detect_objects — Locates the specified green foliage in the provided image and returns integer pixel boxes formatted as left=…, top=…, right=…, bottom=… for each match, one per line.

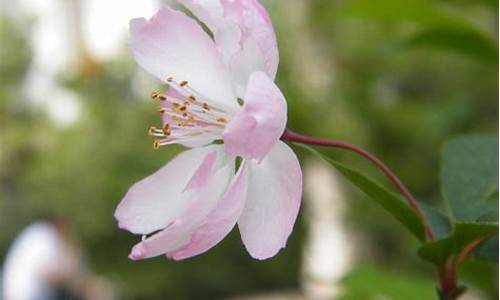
left=405, top=28, right=498, bottom=64
left=441, top=136, right=499, bottom=222
left=419, top=203, right=452, bottom=240
left=301, top=133, right=499, bottom=295
left=299, top=145, right=426, bottom=242
left=472, top=236, right=499, bottom=262
left=339, top=265, right=437, bottom=300
left=337, top=0, right=498, bottom=65
left=339, top=0, right=463, bottom=26
left=418, top=222, right=498, bottom=265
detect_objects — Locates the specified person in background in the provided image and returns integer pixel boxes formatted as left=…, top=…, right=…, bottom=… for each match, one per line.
left=2, top=217, right=114, bottom=300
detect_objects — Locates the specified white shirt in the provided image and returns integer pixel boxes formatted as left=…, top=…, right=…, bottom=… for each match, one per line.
left=2, top=222, right=64, bottom=300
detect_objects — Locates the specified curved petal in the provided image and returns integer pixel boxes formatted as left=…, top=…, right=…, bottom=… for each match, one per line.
left=128, top=158, right=235, bottom=260
left=238, top=141, right=302, bottom=259
left=114, top=145, right=231, bottom=234
left=167, top=162, right=249, bottom=260
left=177, top=0, right=279, bottom=92
left=129, top=6, right=237, bottom=110
left=223, top=71, right=287, bottom=160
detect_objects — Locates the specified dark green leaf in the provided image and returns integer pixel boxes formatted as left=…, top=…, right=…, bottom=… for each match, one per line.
left=419, top=202, right=452, bottom=240
left=418, top=222, right=498, bottom=265
left=299, top=144, right=426, bottom=241
left=441, top=135, right=499, bottom=222
left=472, top=235, right=499, bottom=262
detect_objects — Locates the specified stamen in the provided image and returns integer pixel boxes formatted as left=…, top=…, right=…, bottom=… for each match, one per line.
left=148, top=78, right=233, bottom=149
left=151, top=91, right=166, bottom=101
left=162, top=123, right=171, bottom=136
left=150, top=91, right=160, bottom=100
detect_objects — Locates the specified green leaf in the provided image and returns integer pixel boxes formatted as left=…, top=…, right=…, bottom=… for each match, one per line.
left=418, top=222, right=498, bottom=265
left=472, top=235, right=499, bottom=262
left=441, top=135, right=499, bottom=222
left=299, top=144, right=426, bottom=241
left=339, top=265, right=437, bottom=300
left=405, top=28, right=498, bottom=64
left=419, top=202, right=452, bottom=240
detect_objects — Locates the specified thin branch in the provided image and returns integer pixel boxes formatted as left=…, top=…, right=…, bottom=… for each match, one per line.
left=281, top=128, right=434, bottom=241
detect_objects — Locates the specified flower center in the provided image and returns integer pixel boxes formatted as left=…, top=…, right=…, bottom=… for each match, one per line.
left=147, top=77, right=232, bottom=149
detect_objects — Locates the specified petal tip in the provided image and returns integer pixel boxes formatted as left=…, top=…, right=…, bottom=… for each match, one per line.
left=128, top=244, right=146, bottom=260
left=117, top=221, right=128, bottom=231
left=249, top=249, right=279, bottom=260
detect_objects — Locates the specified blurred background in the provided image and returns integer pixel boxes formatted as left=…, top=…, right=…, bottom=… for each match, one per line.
left=0, top=0, right=497, bottom=299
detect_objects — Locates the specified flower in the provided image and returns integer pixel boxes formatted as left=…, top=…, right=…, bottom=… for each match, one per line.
left=114, top=0, right=302, bottom=261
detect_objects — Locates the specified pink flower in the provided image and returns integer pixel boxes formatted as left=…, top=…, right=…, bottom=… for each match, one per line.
left=114, top=1, right=302, bottom=261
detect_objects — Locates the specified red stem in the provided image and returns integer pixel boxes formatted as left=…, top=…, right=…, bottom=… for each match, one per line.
left=281, top=128, right=434, bottom=241
left=439, top=257, right=460, bottom=300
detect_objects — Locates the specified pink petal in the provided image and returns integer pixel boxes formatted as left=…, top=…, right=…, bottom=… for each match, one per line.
left=128, top=158, right=236, bottom=260
left=178, top=0, right=279, bottom=94
left=114, top=145, right=232, bottom=235
left=184, top=150, right=217, bottom=191
left=238, top=141, right=302, bottom=259
left=167, top=162, right=249, bottom=260
left=223, top=0, right=279, bottom=79
left=129, top=6, right=237, bottom=111
left=223, top=71, right=287, bottom=160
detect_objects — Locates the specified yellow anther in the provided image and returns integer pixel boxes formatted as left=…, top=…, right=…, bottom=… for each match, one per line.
left=188, top=95, right=196, bottom=102
left=162, top=123, right=171, bottom=135
left=153, top=140, right=161, bottom=150
left=151, top=92, right=166, bottom=101
left=217, top=117, right=227, bottom=124
left=150, top=91, right=160, bottom=100
left=203, top=102, right=210, bottom=110
left=180, top=80, right=188, bottom=87
left=158, top=108, right=166, bottom=114
left=148, top=126, right=157, bottom=135
left=166, top=76, right=173, bottom=82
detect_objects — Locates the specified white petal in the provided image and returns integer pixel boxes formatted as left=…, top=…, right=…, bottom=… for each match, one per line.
left=238, top=141, right=303, bottom=259
left=128, top=158, right=235, bottom=260
left=129, top=6, right=238, bottom=110
left=115, top=145, right=232, bottom=234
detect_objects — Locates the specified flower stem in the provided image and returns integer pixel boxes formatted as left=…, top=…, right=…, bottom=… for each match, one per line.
left=281, top=128, right=434, bottom=241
